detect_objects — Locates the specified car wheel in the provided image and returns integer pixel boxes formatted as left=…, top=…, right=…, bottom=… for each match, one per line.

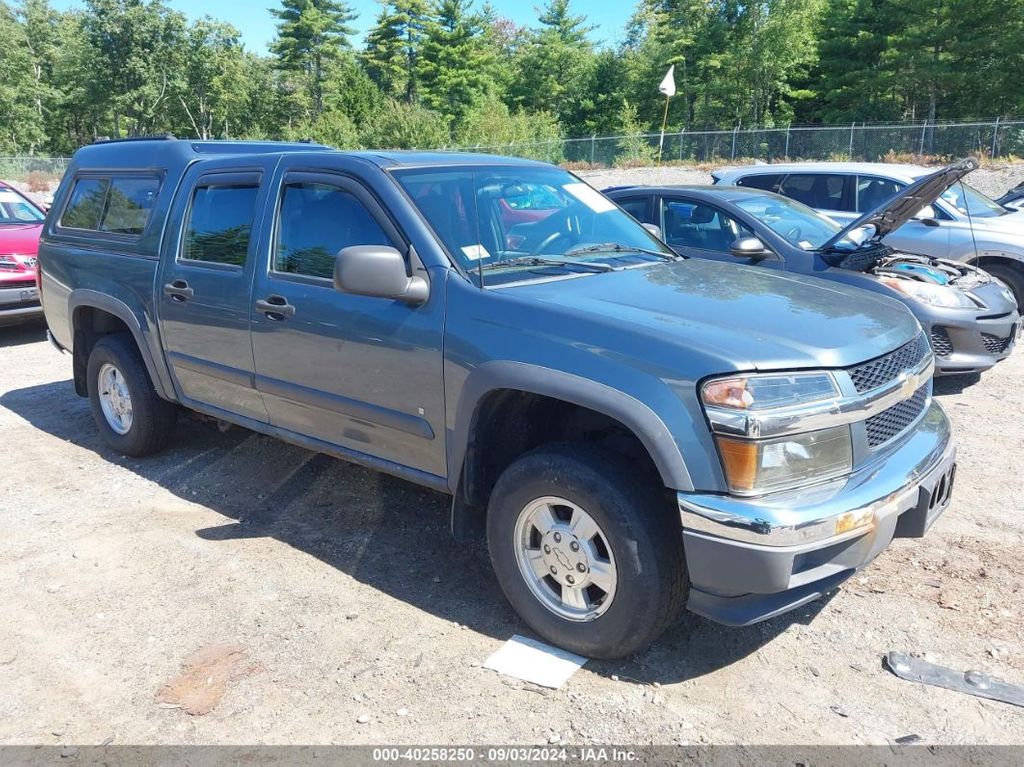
left=487, top=442, right=688, bottom=659
left=87, top=333, right=176, bottom=456
left=984, top=262, right=1024, bottom=310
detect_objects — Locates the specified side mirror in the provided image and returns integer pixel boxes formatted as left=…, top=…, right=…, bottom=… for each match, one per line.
left=334, top=245, right=429, bottom=304
left=642, top=222, right=662, bottom=239
left=914, top=205, right=938, bottom=223
left=729, top=236, right=771, bottom=260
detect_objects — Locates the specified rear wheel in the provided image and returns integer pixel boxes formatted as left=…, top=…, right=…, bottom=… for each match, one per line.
left=983, top=261, right=1024, bottom=309
left=487, top=443, right=688, bottom=659
left=87, top=334, right=176, bottom=456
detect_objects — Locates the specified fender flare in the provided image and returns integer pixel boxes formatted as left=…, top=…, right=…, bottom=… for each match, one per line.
left=68, top=289, right=177, bottom=402
left=447, top=360, right=695, bottom=495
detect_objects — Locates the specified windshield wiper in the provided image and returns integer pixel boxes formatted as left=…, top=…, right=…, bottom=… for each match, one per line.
left=564, top=242, right=681, bottom=261
left=479, top=256, right=615, bottom=273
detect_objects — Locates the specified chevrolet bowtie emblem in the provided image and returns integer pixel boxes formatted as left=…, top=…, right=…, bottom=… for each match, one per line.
left=900, top=371, right=920, bottom=398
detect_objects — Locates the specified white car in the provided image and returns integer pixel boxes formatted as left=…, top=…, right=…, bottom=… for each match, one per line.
left=713, top=162, right=1024, bottom=306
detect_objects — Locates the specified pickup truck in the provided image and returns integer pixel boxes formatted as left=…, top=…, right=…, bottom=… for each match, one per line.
left=38, top=138, right=957, bottom=659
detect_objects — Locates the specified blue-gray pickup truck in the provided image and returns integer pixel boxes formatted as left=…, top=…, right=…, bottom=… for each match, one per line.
left=38, top=138, right=956, bottom=658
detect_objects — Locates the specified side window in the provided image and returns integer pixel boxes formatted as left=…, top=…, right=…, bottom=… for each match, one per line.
left=181, top=178, right=260, bottom=266
left=61, top=178, right=109, bottom=230
left=616, top=196, right=651, bottom=223
left=856, top=176, right=902, bottom=212
left=660, top=198, right=752, bottom=252
left=778, top=173, right=849, bottom=210
left=274, top=181, right=394, bottom=280
left=101, top=177, right=160, bottom=235
left=60, top=175, right=161, bottom=234
left=736, top=174, right=783, bottom=193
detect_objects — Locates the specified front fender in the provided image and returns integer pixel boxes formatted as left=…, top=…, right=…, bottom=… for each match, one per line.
left=447, top=360, right=696, bottom=494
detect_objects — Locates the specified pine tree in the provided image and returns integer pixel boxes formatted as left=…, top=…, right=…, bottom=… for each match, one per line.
left=271, top=0, right=358, bottom=116
left=362, top=0, right=429, bottom=103
left=417, top=0, right=497, bottom=126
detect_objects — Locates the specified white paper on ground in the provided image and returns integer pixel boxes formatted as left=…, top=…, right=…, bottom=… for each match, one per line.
left=482, top=634, right=588, bottom=688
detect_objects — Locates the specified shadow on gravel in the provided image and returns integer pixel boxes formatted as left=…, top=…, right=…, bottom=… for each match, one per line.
left=1, top=378, right=819, bottom=683
left=933, top=372, right=983, bottom=396
left=0, top=319, right=47, bottom=348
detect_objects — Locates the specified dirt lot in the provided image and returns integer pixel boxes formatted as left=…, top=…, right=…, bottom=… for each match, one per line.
left=1, top=318, right=1022, bottom=747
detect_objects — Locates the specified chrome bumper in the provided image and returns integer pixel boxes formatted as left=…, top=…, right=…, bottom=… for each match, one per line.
left=679, top=400, right=953, bottom=547
left=678, top=401, right=955, bottom=625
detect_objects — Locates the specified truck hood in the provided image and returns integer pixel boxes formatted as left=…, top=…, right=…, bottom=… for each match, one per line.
left=513, top=259, right=920, bottom=371
left=0, top=222, right=43, bottom=255
left=823, top=157, right=978, bottom=251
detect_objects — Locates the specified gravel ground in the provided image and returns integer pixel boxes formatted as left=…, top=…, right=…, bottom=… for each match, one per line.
left=1, top=310, right=1023, bottom=746
left=578, top=162, right=1024, bottom=199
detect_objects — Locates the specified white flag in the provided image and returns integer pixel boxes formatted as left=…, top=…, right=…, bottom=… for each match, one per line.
left=659, top=65, right=676, bottom=97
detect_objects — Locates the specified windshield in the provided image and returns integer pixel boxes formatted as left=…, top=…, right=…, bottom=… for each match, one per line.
left=392, top=165, right=673, bottom=285
left=0, top=187, right=45, bottom=224
left=732, top=193, right=843, bottom=249
left=939, top=182, right=1006, bottom=218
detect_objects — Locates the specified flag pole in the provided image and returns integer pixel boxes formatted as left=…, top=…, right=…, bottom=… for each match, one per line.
left=658, top=93, right=671, bottom=166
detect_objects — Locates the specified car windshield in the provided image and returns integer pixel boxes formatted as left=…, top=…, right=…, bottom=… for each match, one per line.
left=732, top=193, right=843, bottom=250
left=0, top=187, right=45, bottom=224
left=392, top=165, right=674, bottom=285
left=939, top=182, right=1007, bottom=218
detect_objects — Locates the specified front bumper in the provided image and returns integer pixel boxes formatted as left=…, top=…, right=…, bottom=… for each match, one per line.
left=928, top=309, right=1019, bottom=375
left=678, top=400, right=955, bottom=626
left=0, top=283, right=42, bottom=326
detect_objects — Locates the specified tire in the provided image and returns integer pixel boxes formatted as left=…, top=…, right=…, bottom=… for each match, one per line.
left=983, top=261, right=1024, bottom=310
left=86, top=333, right=176, bottom=456
left=486, top=443, right=688, bottom=659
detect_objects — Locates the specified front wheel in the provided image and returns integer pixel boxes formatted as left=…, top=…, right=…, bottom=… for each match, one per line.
left=86, top=334, right=176, bottom=456
left=487, top=443, right=688, bottom=659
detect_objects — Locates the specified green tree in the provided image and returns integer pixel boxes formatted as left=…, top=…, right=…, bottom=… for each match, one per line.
left=508, top=0, right=595, bottom=129
left=362, top=0, right=429, bottom=102
left=358, top=99, right=450, bottom=148
left=417, top=0, right=498, bottom=126
left=271, top=0, right=358, bottom=117
left=0, top=1, right=45, bottom=152
left=174, top=19, right=249, bottom=139
left=82, top=0, right=188, bottom=137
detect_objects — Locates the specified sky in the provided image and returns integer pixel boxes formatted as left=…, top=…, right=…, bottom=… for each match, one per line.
left=49, top=0, right=637, bottom=52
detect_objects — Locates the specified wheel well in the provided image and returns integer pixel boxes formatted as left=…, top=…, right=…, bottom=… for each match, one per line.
left=975, top=255, right=1024, bottom=274
left=456, top=389, right=664, bottom=521
left=71, top=306, right=132, bottom=397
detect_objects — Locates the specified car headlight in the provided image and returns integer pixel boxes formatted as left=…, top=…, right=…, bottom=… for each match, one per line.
left=880, top=278, right=977, bottom=309
left=701, top=372, right=853, bottom=495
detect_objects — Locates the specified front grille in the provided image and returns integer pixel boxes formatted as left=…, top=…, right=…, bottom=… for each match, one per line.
left=981, top=332, right=1013, bottom=354
left=930, top=326, right=954, bottom=357
left=865, top=384, right=930, bottom=448
left=848, top=333, right=930, bottom=393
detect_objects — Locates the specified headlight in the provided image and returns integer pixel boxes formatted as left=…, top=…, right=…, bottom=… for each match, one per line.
left=880, top=278, right=977, bottom=309
left=701, top=371, right=851, bottom=495
left=715, top=426, right=853, bottom=495
left=701, top=371, right=838, bottom=410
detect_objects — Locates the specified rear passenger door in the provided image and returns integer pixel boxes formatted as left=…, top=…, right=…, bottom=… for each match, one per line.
left=249, top=159, right=446, bottom=479
left=157, top=158, right=276, bottom=422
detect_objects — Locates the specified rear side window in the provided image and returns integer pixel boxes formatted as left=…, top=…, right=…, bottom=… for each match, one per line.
left=856, top=175, right=903, bottom=212
left=274, top=181, right=394, bottom=280
left=182, top=177, right=260, bottom=266
left=736, top=174, right=783, bottom=192
left=60, top=175, right=160, bottom=235
left=779, top=173, right=848, bottom=210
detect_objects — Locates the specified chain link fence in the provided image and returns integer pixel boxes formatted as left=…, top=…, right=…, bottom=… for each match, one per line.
left=452, top=117, right=1024, bottom=168
left=0, top=156, right=70, bottom=192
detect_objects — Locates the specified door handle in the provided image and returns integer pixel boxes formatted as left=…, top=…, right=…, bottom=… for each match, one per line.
left=163, top=279, right=194, bottom=302
left=255, top=295, right=296, bottom=320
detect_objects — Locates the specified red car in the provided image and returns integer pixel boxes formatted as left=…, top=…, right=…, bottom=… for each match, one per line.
left=0, top=181, right=45, bottom=326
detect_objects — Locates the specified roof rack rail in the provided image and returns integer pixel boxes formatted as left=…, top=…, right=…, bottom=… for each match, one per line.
left=92, top=133, right=177, bottom=145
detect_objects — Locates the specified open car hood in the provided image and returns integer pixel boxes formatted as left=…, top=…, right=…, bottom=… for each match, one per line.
left=821, top=157, right=979, bottom=252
